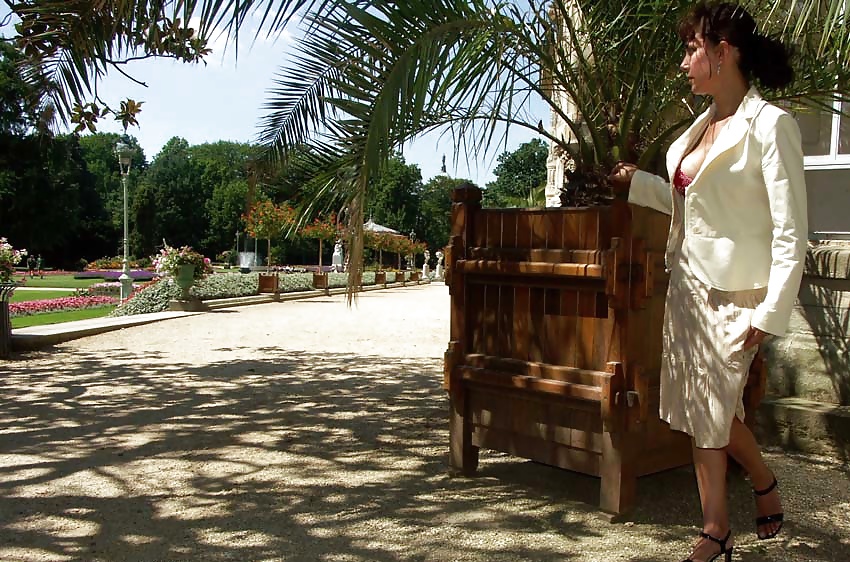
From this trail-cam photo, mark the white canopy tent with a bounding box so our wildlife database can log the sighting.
[363,219,399,234]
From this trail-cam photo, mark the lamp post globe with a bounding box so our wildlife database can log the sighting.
[115,141,133,302]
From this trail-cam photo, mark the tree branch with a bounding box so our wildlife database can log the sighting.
[107,61,148,88]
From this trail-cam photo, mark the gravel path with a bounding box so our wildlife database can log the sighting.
[1,284,848,562]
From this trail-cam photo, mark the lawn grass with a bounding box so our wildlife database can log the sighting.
[11,275,99,289]
[11,306,116,329]
[11,290,76,303]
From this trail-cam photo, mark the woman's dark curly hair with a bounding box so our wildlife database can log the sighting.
[678,1,793,89]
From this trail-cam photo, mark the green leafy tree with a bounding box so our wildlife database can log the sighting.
[418,175,468,255]
[78,133,146,255]
[0,134,95,267]
[206,178,251,256]
[188,141,255,252]
[243,200,296,269]
[483,139,549,208]
[300,213,341,269]
[0,42,45,135]
[131,137,206,256]
[367,154,423,236]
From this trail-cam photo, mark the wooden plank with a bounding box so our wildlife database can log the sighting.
[513,286,530,361]
[449,386,480,476]
[599,431,637,515]
[600,362,624,432]
[544,212,564,250]
[542,302,561,366]
[471,209,488,248]
[528,288,545,362]
[585,208,599,249]
[577,307,595,370]
[467,284,485,355]
[502,210,518,249]
[460,367,604,402]
[470,390,513,431]
[482,283,499,357]
[516,211,531,249]
[559,290,579,367]
[472,426,600,476]
[466,247,604,264]
[563,212,580,249]
[485,210,502,249]
[530,212,546,249]
[456,260,605,278]
[577,290,608,319]
[576,211,587,250]
[497,285,514,359]
[462,354,613,387]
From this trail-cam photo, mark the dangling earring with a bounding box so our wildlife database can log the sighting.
[717,62,722,76]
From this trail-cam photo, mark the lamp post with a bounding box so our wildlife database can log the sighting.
[235,230,241,269]
[115,141,133,301]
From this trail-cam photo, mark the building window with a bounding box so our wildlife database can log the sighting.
[796,98,850,169]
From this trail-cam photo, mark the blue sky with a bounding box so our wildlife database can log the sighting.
[85,12,549,186]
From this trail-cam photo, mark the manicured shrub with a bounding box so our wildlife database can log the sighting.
[109,279,179,316]
[191,272,259,299]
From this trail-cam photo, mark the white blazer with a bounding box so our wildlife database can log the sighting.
[629,86,807,336]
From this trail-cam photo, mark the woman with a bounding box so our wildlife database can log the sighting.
[609,3,806,561]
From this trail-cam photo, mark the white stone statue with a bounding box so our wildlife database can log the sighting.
[332,239,344,271]
[422,250,431,278]
[435,250,444,280]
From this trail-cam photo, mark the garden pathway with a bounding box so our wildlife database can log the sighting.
[0,284,848,562]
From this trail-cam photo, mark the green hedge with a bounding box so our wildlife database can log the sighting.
[110,271,388,317]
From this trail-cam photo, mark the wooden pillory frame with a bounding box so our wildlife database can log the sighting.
[443,183,767,516]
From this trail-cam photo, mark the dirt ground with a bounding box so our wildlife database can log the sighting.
[1,284,848,562]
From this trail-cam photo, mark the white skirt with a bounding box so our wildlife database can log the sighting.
[659,233,766,449]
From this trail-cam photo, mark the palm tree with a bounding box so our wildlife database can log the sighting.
[9,0,850,289]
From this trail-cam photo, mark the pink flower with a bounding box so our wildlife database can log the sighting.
[9,296,118,317]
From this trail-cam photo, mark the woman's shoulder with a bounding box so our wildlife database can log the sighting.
[752,101,800,138]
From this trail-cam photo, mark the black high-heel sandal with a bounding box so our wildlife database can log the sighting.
[682,530,733,562]
[753,476,784,540]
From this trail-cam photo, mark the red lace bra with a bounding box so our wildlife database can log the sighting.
[673,165,694,196]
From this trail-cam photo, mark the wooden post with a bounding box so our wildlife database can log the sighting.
[599,361,636,516]
[0,283,15,359]
[599,431,637,517]
[447,183,481,476]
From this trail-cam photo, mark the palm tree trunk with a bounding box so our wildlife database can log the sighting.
[318,238,323,270]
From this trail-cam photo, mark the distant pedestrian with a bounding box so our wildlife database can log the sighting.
[27,254,36,278]
[36,255,43,279]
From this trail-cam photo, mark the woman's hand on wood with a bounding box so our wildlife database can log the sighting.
[608,161,638,198]
[742,326,770,350]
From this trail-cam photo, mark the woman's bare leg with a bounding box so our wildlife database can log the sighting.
[725,417,783,537]
[688,445,732,561]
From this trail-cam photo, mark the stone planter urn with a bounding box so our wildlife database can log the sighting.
[1,282,16,359]
[175,264,195,300]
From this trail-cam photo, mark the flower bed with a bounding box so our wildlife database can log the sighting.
[109,271,386,317]
[9,296,117,317]
[87,282,142,296]
[74,270,157,281]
